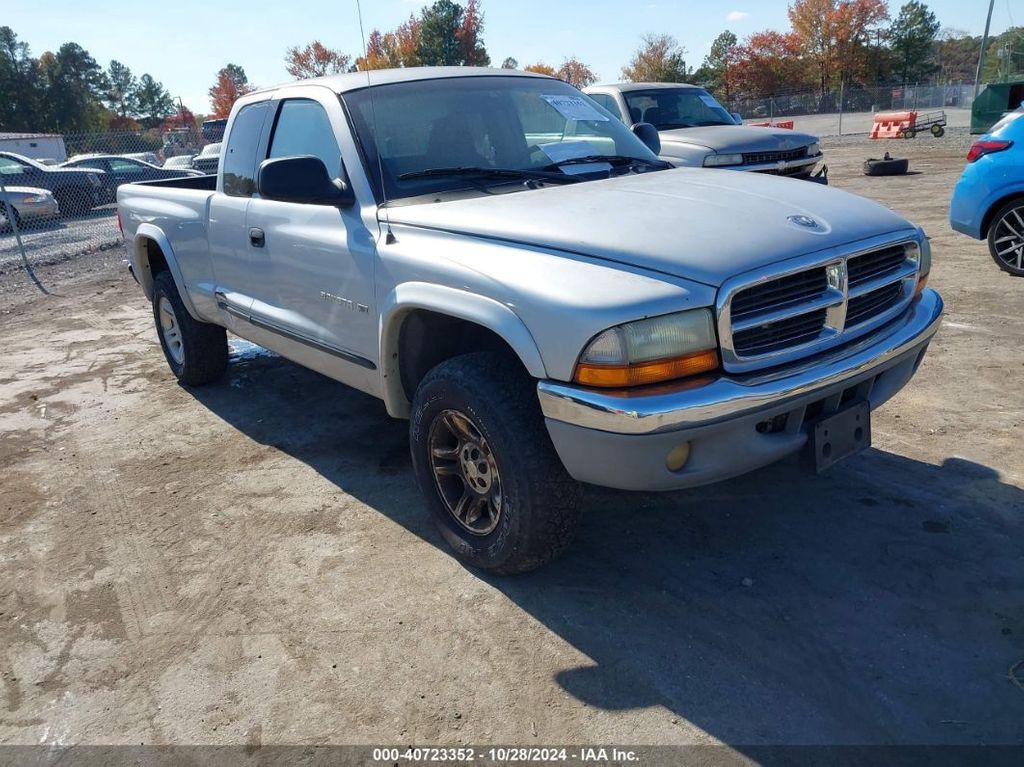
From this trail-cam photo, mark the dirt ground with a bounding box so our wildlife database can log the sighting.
[1,134,1022,753]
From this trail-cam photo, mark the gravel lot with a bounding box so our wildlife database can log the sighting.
[1,133,1022,752]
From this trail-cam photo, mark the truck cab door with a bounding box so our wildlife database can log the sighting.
[207,99,273,330]
[242,92,378,369]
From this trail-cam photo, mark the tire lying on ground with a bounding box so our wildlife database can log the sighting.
[863,157,910,176]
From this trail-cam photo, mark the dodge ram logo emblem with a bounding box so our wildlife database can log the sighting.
[788,215,820,228]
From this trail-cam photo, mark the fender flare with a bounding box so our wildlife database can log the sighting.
[379,282,547,418]
[131,224,200,319]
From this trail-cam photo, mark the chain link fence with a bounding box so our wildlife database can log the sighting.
[1,125,220,295]
[724,81,976,123]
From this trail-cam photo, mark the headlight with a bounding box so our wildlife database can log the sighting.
[910,229,931,297]
[574,309,719,388]
[21,194,48,203]
[807,142,820,157]
[703,153,744,168]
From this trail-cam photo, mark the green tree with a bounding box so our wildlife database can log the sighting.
[39,42,108,132]
[889,1,940,85]
[981,27,1024,83]
[0,26,44,131]
[134,73,174,128]
[694,30,738,98]
[501,56,518,69]
[104,60,137,118]
[418,0,464,65]
[621,34,691,82]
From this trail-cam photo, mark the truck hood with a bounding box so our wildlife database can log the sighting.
[384,168,912,287]
[660,125,817,154]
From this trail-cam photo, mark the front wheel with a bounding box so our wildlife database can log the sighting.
[152,270,228,384]
[0,202,22,233]
[410,352,583,574]
[987,199,1024,276]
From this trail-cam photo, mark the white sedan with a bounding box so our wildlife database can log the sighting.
[0,186,60,233]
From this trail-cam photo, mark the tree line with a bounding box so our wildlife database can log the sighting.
[0,26,177,134]
[4,0,1022,135]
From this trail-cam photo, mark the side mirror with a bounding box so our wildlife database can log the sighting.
[257,155,355,207]
[731,112,743,125]
[631,122,661,156]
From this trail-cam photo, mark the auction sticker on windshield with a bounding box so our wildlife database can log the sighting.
[541,94,609,122]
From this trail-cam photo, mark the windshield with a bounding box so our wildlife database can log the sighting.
[623,88,736,129]
[343,76,662,203]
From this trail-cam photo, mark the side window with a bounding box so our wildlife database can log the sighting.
[108,159,146,174]
[589,93,625,123]
[0,157,26,176]
[268,99,342,178]
[222,101,270,197]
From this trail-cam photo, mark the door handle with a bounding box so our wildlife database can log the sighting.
[249,227,265,248]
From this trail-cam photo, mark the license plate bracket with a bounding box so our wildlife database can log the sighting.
[806,400,871,473]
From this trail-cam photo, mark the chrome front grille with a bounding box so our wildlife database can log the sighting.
[742,147,808,165]
[718,237,921,372]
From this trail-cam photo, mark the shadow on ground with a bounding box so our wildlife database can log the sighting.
[187,346,1024,747]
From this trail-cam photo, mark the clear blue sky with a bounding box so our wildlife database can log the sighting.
[4,0,1016,114]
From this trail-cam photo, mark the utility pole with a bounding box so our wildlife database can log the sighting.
[974,0,995,98]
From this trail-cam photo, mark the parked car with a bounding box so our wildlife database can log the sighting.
[118,67,941,574]
[163,154,196,170]
[191,142,221,175]
[584,82,824,180]
[0,151,103,215]
[949,107,1024,276]
[61,154,201,204]
[122,151,161,165]
[0,186,60,232]
[202,118,228,142]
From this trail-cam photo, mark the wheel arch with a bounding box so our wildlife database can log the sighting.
[379,283,547,419]
[982,192,1024,238]
[131,224,200,319]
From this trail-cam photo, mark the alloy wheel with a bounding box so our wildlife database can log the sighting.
[428,409,503,536]
[993,205,1024,272]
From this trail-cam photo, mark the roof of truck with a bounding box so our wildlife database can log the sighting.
[254,67,549,96]
[588,82,704,92]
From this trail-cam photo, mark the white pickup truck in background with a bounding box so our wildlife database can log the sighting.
[118,68,942,573]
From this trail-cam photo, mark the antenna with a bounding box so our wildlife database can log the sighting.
[355,0,396,244]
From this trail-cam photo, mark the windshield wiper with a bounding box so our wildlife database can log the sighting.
[543,155,671,171]
[398,166,580,183]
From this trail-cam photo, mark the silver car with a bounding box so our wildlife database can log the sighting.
[585,82,824,179]
[0,185,60,232]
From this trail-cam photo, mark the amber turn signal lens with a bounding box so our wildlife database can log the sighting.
[914,270,929,298]
[574,349,720,388]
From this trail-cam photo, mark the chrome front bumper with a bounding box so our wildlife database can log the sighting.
[537,289,943,490]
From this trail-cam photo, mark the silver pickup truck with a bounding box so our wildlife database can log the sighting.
[118,67,943,574]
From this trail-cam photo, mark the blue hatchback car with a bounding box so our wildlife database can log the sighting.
[950,108,1024,276]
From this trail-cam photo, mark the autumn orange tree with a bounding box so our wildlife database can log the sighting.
[357,15,421,69]
[208,64,254,118]
[556,57,597,88]
[285,41,351,79]
[523,63,557,77]
[788,0,888,95]
[730,31,812,98]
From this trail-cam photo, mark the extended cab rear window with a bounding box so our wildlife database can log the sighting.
[222,101,270,197]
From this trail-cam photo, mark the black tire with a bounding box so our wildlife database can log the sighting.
[931,124,945,137]
[0,202,22,233]
[986,199,1024,277]
[151,270,228,385]
[902,129,915,139]
[410,351,583,574]
[863,157,910,176]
